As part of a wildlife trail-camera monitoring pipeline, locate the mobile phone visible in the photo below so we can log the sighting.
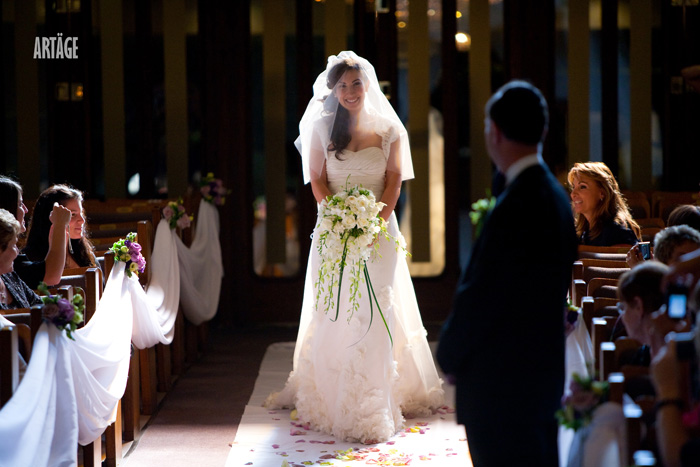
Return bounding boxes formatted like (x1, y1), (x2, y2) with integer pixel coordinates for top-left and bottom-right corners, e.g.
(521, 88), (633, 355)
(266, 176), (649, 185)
(638, 242), (651, 260)
(667, 283), (688, 320)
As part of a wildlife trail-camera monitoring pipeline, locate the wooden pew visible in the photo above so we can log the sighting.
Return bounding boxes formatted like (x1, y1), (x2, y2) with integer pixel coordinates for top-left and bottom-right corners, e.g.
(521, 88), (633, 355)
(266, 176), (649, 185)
(581, 296), (618, 334)
(0, 322), (20, 408)
(572, 258), (629, 307)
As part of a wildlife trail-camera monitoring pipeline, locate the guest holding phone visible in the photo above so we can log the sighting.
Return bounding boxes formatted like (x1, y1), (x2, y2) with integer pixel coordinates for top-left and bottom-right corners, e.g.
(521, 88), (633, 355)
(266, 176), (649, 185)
(627, 225), (700, 268)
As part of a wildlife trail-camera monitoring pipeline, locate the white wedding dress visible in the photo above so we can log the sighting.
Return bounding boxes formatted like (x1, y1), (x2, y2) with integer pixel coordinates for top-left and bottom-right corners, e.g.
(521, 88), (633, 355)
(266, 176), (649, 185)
(265, 146), (444, 443)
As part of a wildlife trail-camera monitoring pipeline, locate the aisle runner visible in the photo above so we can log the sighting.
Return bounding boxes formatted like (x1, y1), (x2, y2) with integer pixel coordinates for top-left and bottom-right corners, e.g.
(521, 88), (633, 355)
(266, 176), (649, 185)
(225, 342), (471, 466)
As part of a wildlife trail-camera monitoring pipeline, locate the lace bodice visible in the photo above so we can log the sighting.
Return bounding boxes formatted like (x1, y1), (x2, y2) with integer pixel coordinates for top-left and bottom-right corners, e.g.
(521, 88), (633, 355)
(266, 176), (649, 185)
(326, 147), (386, 199)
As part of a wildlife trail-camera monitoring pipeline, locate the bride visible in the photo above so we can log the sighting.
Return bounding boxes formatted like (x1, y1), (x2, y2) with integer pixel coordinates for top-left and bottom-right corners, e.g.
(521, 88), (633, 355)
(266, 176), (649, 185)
(265, 51), (444, 444)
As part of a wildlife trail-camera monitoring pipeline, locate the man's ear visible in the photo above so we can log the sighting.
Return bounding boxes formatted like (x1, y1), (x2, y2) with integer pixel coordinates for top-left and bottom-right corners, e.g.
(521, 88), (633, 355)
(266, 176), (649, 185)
(488, 120), (502, 144)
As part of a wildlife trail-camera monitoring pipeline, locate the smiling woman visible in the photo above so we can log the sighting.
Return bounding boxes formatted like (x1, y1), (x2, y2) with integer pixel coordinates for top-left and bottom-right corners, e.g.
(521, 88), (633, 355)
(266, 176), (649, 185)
(23, 185), (96, 271)
(0, 209), (42, 310)
(567, 162), (640, 246)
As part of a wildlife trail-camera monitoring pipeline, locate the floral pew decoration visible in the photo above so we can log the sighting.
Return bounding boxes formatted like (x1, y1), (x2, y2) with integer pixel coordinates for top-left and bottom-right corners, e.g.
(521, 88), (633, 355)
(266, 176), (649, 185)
(175, 172), (225, 325)
(112, 227), (180, 349)
(162, 198), (192, 230)
(111, 232), (146, 278)
(0, 251), (136, 464)
(557, 372), (627, 467)
(200, 172), (229, 206)
(37, 282), (84, 340)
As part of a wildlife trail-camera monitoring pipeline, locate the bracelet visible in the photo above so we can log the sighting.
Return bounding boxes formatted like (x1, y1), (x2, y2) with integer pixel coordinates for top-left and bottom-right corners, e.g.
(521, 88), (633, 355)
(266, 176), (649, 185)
(654, 398), (685, 413)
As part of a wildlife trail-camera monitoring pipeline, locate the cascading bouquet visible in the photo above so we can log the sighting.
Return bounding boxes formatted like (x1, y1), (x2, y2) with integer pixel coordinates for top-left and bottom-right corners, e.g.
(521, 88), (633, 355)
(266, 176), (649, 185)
(314, 179), (408, 346)
(556, 372), (610, 431)
(111, 232), (146, 278)
(37, 282), (85, 340)
(200, 172), (229, 206)
(162, 198), (192, 230)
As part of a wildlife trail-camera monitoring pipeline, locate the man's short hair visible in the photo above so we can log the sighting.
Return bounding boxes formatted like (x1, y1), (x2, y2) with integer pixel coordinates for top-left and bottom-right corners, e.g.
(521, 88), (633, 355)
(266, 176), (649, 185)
(486, 80), (548, 145)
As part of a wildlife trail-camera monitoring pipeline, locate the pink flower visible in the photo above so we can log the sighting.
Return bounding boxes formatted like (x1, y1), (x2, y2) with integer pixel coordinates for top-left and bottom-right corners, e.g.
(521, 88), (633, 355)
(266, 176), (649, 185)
(162, 205), (174, 220)
(570, 390), (599, 412)
(128, 242), (142, 254)
(176, 215), (191, 229)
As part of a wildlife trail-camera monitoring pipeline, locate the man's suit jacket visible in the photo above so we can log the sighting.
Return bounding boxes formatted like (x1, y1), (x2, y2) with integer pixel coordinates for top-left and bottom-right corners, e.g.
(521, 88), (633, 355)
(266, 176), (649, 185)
(438, 163), (578, 424)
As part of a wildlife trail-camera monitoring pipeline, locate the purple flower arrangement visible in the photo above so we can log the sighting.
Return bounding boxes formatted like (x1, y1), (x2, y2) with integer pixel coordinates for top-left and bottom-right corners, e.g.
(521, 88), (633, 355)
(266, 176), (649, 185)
(200, 172), (228, 206)
(162, 198), (192, 230)
(111, 232), (146, 278)
(37, 282), (85, 340)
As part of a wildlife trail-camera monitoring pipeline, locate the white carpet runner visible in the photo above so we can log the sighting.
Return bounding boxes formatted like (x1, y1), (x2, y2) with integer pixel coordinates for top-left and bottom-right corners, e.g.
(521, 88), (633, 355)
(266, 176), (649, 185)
(225, 341), (471, 466)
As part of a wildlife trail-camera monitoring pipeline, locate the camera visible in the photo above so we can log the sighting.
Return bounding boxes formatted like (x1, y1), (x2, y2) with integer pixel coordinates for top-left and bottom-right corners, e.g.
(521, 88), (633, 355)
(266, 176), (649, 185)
(638, 242), (651, 260)
(667, 283), (689, 320)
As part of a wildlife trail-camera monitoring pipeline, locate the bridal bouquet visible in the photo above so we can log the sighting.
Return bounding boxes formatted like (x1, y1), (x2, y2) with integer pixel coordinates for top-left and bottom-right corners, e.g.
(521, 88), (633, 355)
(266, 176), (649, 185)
(315, 181), (405, 345)
(37, 282), (85, 340)
(556, 372), (609, 431)
(111, 232), (146, 278)
(162, 198), (192, 230)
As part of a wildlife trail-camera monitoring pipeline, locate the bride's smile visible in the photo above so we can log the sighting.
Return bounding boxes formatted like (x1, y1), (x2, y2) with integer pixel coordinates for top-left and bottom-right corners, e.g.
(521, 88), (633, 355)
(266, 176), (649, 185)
(335, 69), (366, 113)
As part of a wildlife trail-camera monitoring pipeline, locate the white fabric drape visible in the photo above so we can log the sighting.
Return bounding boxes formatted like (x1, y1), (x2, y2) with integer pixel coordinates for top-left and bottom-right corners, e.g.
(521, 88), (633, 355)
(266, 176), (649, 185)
(131, 219), (180, 349)
(0, 262), (133, 465)
(177, 200), (223, 325)
(566, 402), (627, 467)
(560, 312), (596, 466)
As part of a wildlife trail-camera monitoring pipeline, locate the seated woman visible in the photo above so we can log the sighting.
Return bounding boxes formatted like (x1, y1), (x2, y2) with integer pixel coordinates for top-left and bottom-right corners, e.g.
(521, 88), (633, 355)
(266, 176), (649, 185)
(618, 261), (687, 361)
(0, 209), (42, 310)
(627, 225), (700, 268)
(23, 185), (96, 272)
(668, 204), (700, 232)
(0, 176), (71, 289)
(568, 162), (640, 246)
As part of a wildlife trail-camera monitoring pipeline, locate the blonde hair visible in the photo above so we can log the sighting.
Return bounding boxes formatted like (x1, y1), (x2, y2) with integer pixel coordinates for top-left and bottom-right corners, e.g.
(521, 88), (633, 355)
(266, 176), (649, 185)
(567, 162), (640, 241)
(0, 208), (20, 251)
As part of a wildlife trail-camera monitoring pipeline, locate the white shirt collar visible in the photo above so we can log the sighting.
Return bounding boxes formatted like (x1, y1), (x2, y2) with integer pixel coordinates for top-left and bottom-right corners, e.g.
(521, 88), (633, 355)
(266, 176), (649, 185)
(504, 153), (543, 186)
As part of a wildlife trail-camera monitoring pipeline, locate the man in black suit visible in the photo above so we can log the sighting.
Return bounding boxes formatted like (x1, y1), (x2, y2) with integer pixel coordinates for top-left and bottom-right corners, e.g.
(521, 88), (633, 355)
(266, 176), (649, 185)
(437, 81), (578, 466)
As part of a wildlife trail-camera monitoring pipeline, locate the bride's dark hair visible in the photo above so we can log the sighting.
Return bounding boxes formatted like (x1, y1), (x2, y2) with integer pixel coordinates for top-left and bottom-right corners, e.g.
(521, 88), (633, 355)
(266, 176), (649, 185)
(324, 58), (363, 159)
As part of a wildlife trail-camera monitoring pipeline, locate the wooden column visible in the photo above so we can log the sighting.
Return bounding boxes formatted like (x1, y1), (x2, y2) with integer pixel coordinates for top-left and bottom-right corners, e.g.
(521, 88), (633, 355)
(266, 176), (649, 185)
(601, 0), (619, 174)
(375, 0), (398, 110)
(297, 0), (315, 263)
(263, 0), (287, 263)
(14, 0), (41, 198)
(503, 0), (556, 167)
(198, 0), (252, 325)
(469, 0), (491, 202)
(325, 0), (347, 58)
(629, 0), (653, 190)
(100, 0), (127, 198)
(567, 0), (590, 168)
(442, 0), (460, 278)
(163, 0), (189, 196)
(408, 0), (430, 262)
(133, 0), (157, 198)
